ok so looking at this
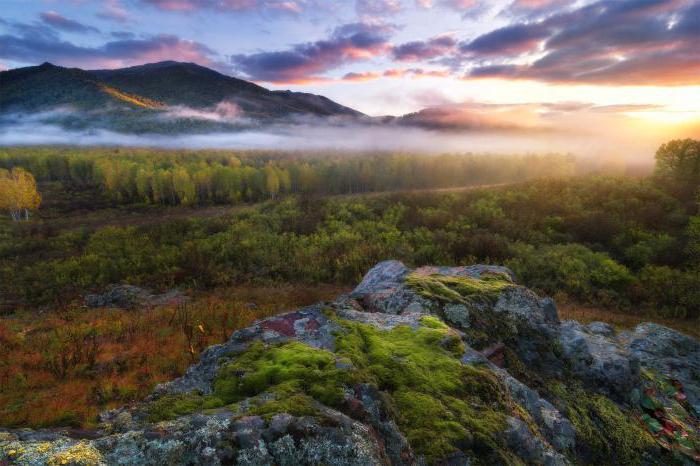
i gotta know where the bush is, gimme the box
[507,243,634,305]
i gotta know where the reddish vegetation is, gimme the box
[0,284,347,429]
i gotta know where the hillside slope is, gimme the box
[1,261,697,465]
[92,61,362,118]
[0,61,364,131]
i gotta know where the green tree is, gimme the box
[173,168,196,205]
[654,138,700,204]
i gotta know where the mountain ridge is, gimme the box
[0,61,364,131]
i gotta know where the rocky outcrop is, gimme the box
[85,285,187,309]
[2,261,698,465]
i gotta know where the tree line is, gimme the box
[0,148,577,205]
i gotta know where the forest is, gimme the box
[0,139,698,429]
[1,142,697,317]
[0,147,577,204]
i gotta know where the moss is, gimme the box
[334,319,511,463]
[247,391,320,419]
[212,340,352,408]
[144,316,514,464]
[419,315,448,329]
[147,392,209,422]
[549,383,658,465]
[405,272,514,306]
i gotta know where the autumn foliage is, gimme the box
[0,284,344,428]
[0,167,41,221]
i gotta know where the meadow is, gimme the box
[0,141,698,428]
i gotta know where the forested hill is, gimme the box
[0,61,364,132]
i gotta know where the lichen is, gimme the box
[48,442,103,466]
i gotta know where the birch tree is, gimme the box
[0,168,42,221]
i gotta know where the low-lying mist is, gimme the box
[0,105,696,167]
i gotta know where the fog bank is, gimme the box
[0,116,697,164]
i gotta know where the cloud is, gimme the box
[356,0,403,18]
[0,31,220,70]
[111,31,136,39]
[460,22,550,56]
[163,101,248,122]
[97,0,130,22]
[416,0,490,18]
[230,22,394,83]
[500,0,572,19]
[392,34,456,61]
[343,67,450,81]
[40,11,100,34]
[140,0,307,13]
[464,0,700,85]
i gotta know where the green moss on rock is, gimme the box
[147,393,208,422]
[213,340,352,408]
[549,383,658,465]
[146,317,515,464]
[334,319,511,463]
[405,272,514,305]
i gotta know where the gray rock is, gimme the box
[504,417,570,466]
[493,287,558,325]
[497,370,575,453]
[443,303,470,329]
[622,323,700,413]
[559,320,640,403]
[85,285,187,309]
[350,260,409,297]
[586,321,615,337]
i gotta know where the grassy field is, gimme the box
[0,284,346,429]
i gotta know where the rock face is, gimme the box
[2,261,699,465]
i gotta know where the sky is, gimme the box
[1,0,699,130]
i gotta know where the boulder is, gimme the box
[3,261,697,465]
[85,285,187,309]
[622,322,700,414]
[558,320,640,403]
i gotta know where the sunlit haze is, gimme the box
[1,0,699,158]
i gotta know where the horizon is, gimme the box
[1,1,698,119]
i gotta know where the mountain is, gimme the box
[0,61,363,132]
[2,260,698,464]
